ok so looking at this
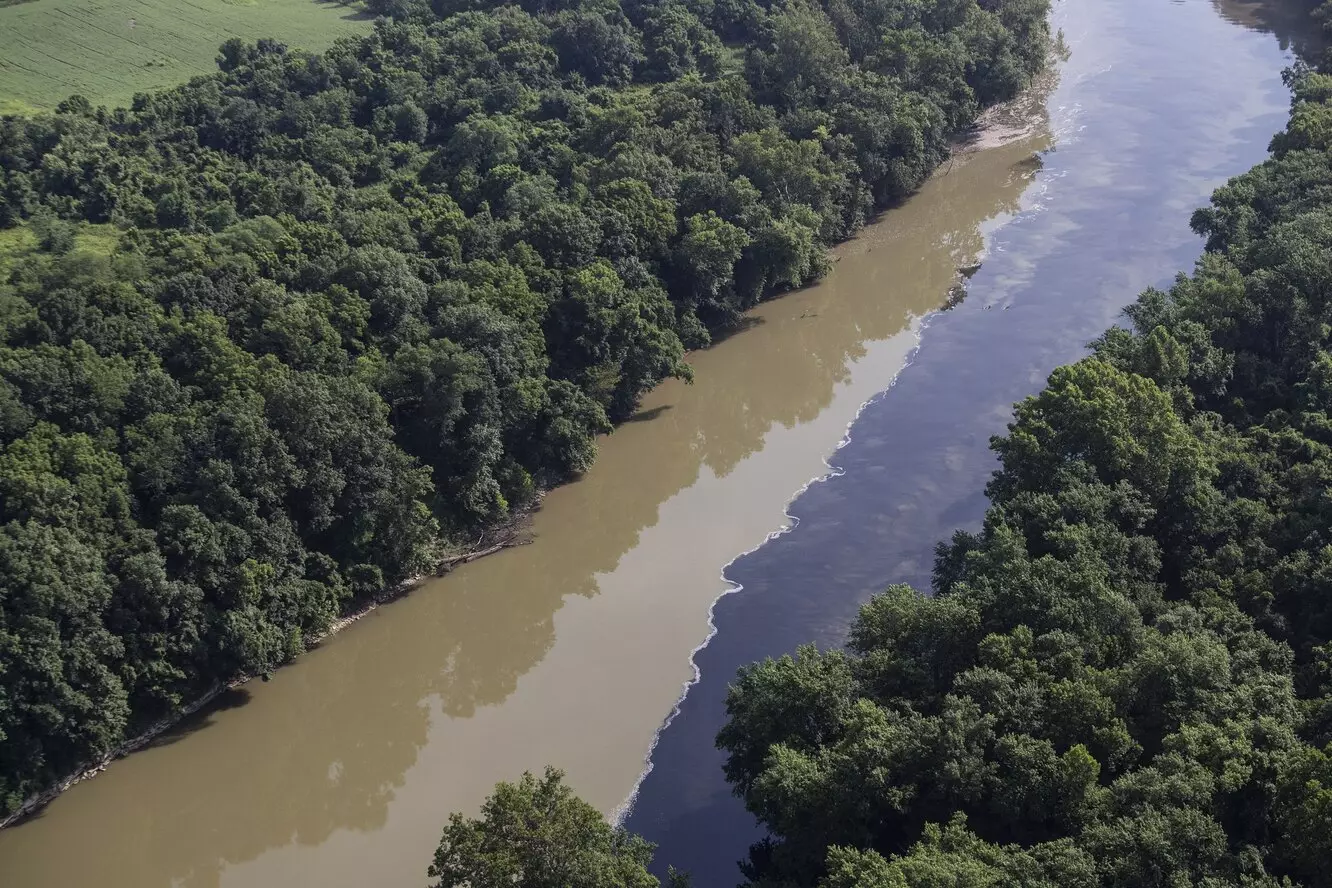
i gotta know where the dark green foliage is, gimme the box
[716,50,1332,888]
[0,0,1048,817]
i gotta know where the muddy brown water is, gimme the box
[0,0,1315,885]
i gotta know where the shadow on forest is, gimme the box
[312,0,377,22]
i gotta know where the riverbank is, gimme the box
[0,509,537,831]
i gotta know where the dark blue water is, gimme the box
[625,0,1304,882]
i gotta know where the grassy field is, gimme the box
[0,222,120,274]
[0,0,372,115]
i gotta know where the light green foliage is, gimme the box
[428,768,660,888]
[820,817,1097,888]
[1276,743,1332,882]
[0,222,118,274]
[0,0,370,114]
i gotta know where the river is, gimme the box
[0,0,1311,885]
[624,0,1313,882]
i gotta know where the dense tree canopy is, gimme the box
[0,0,1049,820]
[715,34,1332,888]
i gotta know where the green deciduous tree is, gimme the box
[428,768,659,888]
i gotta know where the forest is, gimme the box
[0,0,1050,819]
[425,4,1332,887]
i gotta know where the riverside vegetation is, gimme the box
[436,3,1332,887]
[0,0,1049,821]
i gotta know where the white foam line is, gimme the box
[611,312,937,827]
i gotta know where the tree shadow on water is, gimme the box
[705,315,766,347]
[145,688,254,750]
[623,404,674,423]
[1212,0,1330,57]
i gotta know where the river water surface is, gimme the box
[625,0,1313,882]
[0,0,1312,885]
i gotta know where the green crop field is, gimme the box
[0,221,119,274]
[0,0,372,115]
